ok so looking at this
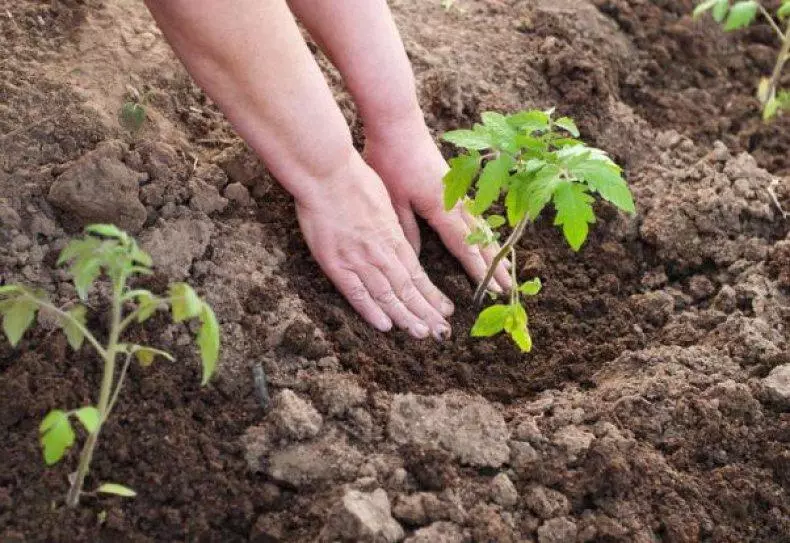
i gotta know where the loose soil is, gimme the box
[1,0,789,542]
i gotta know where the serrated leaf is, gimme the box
[443,152,481,210]
[471,155,513,215]
[510,326,533,352]
[133,346,174,367]
[97,483,137,498]
[506,173,531,226]
[553,182,596,251]
[442,128,492,150]
[487,215,506,228]
[74,406,100,434]
[169,283,202,323]
[197,303,220,385]
[3,297,37,347]
[779,1,790,18]
[507,110,550,133]
[120,102,146,132]
[693,0,720,19]
[554,116,580,137]
[85,224,128,242]
[471,304,510,337]
[723,1,758,30]
[713,0,729,22]
[519,278,543,296]
[71,257,102,301]
[570,160,635,213]
[514,134,548,152]
[57,237,101,266]
[136,291,160,323]
[39,409,75,465]
[61,305,87,351]
[524,165,562,220]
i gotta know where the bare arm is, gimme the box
[145,0,452,339]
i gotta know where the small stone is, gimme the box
[0,203,21,228]
[553,426,595,458]
[392,493,428,526]
[140,218,213,279]
[524,486,571,520]
[513,417,542,441]
[224,182,252,205]
[321,488,404,543]
[404,522,466,543]
[270,389,322,441]
[490,473,518,508]
[189,178,228,214]
[509,441,539,469]
[763,364,790,408]
[313,373,367,417]
[267,432,363,487]
[537,517,577,543]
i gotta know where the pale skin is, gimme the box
[144,0,511,339]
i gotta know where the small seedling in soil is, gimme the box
[0,224,220,507]
[442,109,635,352]
[119,86,148,133]
[693,0,790,120]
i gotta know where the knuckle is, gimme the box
[373,288,398,306]
[348,285,369,303]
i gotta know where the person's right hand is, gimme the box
[295,151,454,340]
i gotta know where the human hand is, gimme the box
[364,117,512,293]
[295,151,454,339]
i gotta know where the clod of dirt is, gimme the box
[140,217,213,279]
[224,182,251,206]
[47,140,147,232]
[269,389,322,441]
[403,521,467,543]
[762,364,790,409]
[490,473,519,508]
[392,493,430,526]
[188,177,227,214]
[311,373,367,417]
[212,143,266,186]
[320,488,404,543]
[388,391,509,468]
[552,425,595,460]
[537,517,577,543]
[523,485,571,520]
[509,441,540,470]
[266,431,363,488]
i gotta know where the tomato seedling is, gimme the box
[0,224,220,507]
[442,109,635,351]
[693,0,790,120]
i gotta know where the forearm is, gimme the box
[286,0,424,137]
[144,0,356,205]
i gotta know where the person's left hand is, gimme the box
[364,118,512,294]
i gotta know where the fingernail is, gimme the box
[440,299,455,317]
[374,315,393,332]
[412,322,430,339]
[433,324,452,341]
[503,260,512,269]
[490,282,503,294]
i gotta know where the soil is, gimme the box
[1,0,789,542]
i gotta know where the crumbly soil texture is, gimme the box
[1,1,789,542]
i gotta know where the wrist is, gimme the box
[362,100,431,143]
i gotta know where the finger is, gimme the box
[480,243,513,292]
[373,247,452,339]
[427,206,503,293]
[359,264,431,339]
[388,235,454,317]
[329,266,393,332]
[395,205,421,256]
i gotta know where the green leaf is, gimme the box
[713,0,730,22]
[554,117,580,137]
[0,285,21,297]
[97,483,137,498]
[779,1,790,19]
[570,160,635,213]
[471,155,513,215]
[466,228,489,246]
[506,173,531,226]
[443,151,481,211]
[169,283,202,323]
[693,0,720,19]
[763,96,780,120]
[442,128,492,150]
[524,165,562,221]
[197,303,220,385]
[471,304,510,337]
[61,305,87,351]
[74,406,100,434]
[514,134,548,152]
[136,292,160,323]
[519,278,543,296]
[3,297,37,347]
[507,110,550,133]
[120,102,146,133]
[71,256,102,301]
[553,182,596,251]
[504,302,528,333]
[481,111,518,144]
[84,224,128,242]
[130,243,153,268]
[39,409,75,465]
[133,346,174,367]
[723,1,758,30]
[487,215,506,228]
[510,326,533,353]
[57,237,101,266]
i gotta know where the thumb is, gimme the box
[395,205,421,256]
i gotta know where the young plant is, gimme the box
[0,224,220,507]
[693,0,790,120]
[442,109,635,351]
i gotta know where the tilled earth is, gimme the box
[1,0,789,541]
